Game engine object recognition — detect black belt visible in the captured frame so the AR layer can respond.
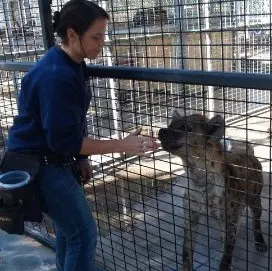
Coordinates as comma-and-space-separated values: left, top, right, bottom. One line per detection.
40, 155, 82, 185
40, 154, 76, 166
8, 152, 82, 185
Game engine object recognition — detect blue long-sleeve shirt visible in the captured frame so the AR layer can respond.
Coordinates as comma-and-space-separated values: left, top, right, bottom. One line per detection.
8, 46, 92, 159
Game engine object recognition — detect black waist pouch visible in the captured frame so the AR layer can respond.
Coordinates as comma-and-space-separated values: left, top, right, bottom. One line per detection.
0, 151, 43, 235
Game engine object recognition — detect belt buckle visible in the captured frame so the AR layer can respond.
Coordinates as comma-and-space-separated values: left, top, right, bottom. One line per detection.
43, 156, 49, 165
66, 157, 76, 167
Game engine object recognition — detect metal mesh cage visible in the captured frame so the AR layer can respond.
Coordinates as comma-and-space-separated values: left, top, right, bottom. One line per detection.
0, 0, 272, 270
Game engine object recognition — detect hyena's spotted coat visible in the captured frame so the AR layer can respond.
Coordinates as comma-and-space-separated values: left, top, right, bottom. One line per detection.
158, 111, 267, 271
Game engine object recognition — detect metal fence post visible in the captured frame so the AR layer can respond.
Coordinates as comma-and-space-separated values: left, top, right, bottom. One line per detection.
203, 0, 214, 118
38, 0, 55, 50
101, 0, 122, 143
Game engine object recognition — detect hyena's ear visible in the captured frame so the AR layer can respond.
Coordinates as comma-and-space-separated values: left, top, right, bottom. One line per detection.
171, 109, 182, 119
207, 114, 225, 143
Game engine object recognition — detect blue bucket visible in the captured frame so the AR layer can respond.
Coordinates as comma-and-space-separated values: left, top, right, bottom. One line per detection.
0, 171, 31, 190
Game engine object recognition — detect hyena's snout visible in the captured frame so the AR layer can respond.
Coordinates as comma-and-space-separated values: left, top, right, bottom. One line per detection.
158, 128, 184, 151
158, 128, 177, 144
158, 128, 172, 150
158, 128, 168, 141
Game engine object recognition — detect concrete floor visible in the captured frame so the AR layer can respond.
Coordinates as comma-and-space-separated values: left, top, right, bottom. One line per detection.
96, 170, 272, 271
0, 230, 56, 271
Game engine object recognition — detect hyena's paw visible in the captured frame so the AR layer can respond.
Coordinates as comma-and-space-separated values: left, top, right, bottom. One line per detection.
182, 250, 193, 271
255, 234, 267, 252
182, 263, 193, 271
255, 240, 268, 252
219, 258, 231, 271
219, 263, 231, 271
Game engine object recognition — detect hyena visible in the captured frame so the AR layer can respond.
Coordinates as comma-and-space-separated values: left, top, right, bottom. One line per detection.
158, 110, 267, 271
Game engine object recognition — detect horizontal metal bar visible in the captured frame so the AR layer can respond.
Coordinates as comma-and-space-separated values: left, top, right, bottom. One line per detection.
87, 65, 272, 90
1, 61, 272, 90
0, 49, 46, 61
110, 22, 272, 36
0, 61, 35, 72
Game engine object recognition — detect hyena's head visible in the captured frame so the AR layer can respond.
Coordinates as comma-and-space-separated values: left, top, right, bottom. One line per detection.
158, 110, 225, 161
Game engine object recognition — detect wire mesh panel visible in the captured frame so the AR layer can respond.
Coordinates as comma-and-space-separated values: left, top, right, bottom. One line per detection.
0, 70, 20, 149
106, 0, 272, 118
49, 0, 272, 127
0, 0, 272, 271
87, 79, 272, 271
0, 0, 47, 61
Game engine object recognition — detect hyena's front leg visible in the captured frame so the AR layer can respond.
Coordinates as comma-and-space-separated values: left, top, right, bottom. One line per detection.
183, 195, 200, 271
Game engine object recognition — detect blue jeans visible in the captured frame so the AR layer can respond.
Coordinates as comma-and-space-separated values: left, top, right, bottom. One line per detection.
38, 164, 98, 271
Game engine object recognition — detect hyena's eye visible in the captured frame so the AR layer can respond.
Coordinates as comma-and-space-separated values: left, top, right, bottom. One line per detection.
176, 124, 185, 131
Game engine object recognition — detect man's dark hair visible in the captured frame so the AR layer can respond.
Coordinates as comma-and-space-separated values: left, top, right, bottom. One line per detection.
52, 0, 109, 43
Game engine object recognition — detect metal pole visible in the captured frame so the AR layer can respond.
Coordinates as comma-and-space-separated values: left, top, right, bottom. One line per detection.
23, 0, 32, 23
2, 0, 20, 100
174, 0, 186, 69
101, 1, 122, 142
204, 0, 214, 118
3, 0, 14, 54
38, 0, 55, 50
